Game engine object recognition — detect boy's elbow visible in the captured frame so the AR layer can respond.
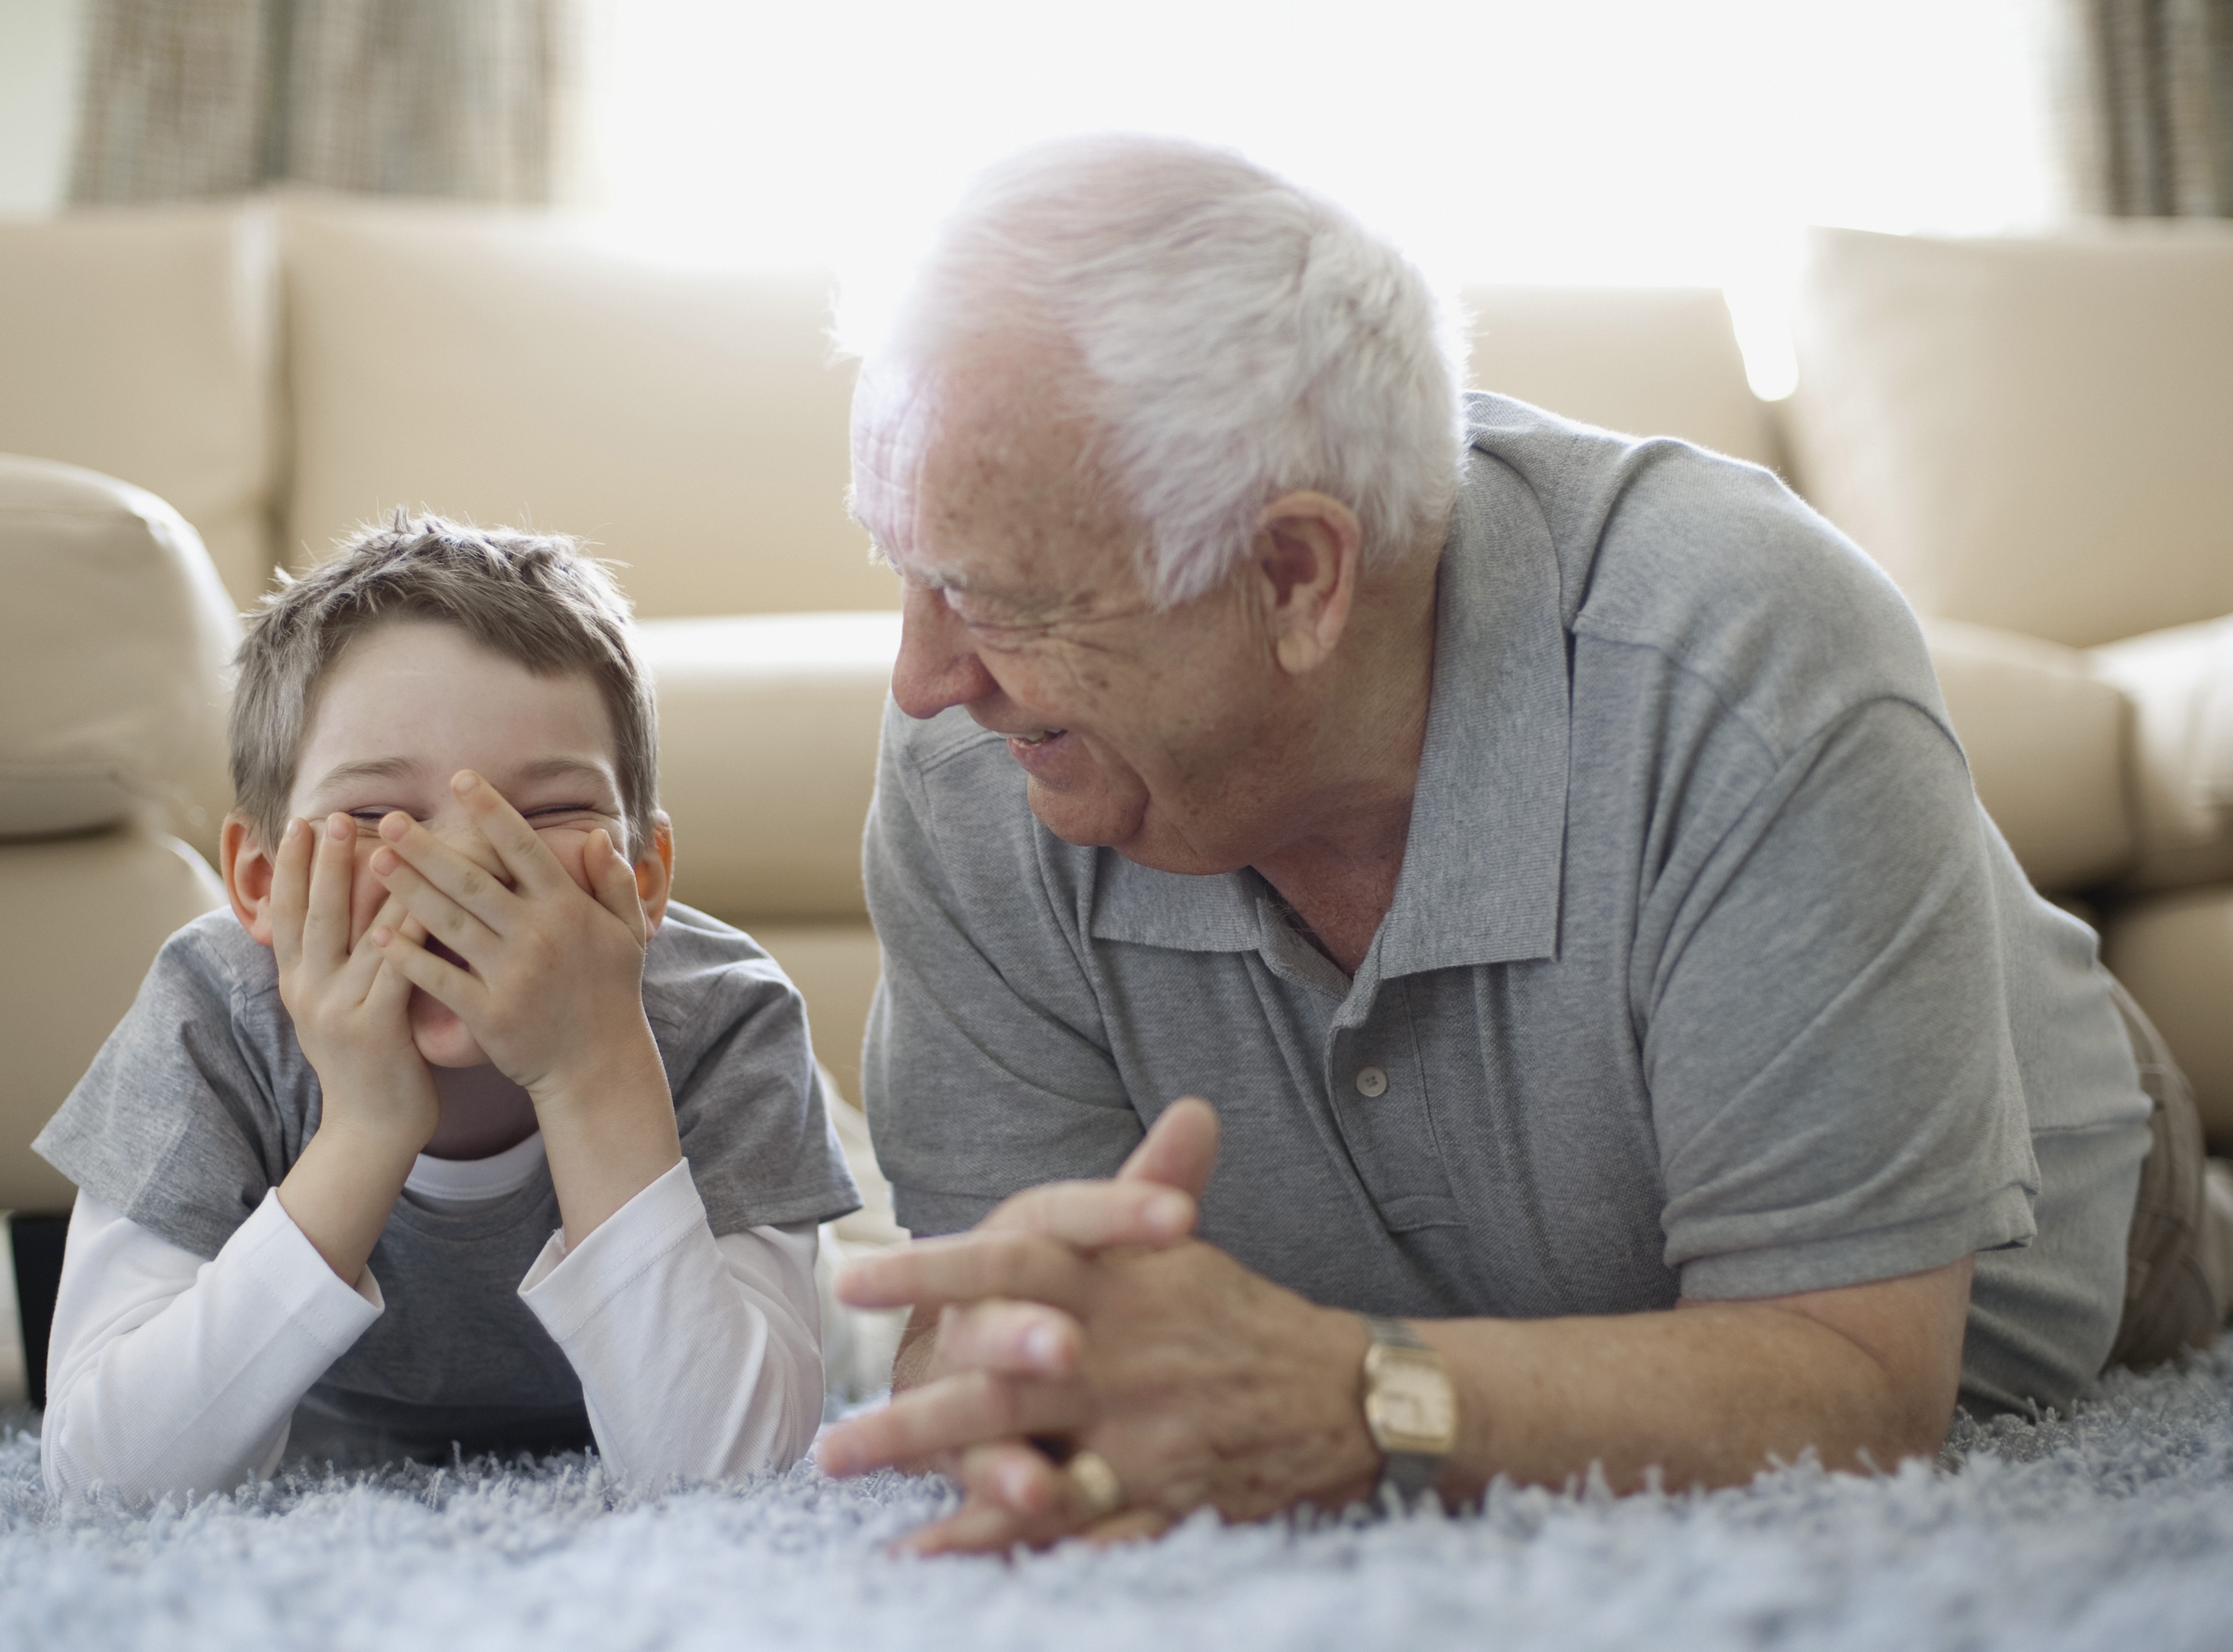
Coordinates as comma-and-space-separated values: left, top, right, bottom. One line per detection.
40, 1385, 284, 1508
776, 1340, 827, 1472
40, 1424, 159, 1509
39, 1430, 80, 1505
38, 1392, 121, 1506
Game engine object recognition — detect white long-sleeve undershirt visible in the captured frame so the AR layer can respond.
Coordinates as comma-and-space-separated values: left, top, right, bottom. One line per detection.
41, 1148, 823, 1504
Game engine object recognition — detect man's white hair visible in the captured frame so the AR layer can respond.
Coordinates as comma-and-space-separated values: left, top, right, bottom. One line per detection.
856, 135, 1470, 608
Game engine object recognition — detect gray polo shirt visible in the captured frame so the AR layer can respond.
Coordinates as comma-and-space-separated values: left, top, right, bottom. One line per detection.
861, 392, 2152, 1416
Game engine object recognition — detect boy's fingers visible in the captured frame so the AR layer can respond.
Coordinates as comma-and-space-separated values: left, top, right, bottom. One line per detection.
302, 814, 355, 970
341, 891, 414, 992
268, 818, 311, 970
374, 811, 517, 933
366, 946, 418, 1013
371, 838, 504, 965
451, 770, 570, 896
365, 912, 434, 1015
372, 921, 483, 1016
585, 829, 647, 941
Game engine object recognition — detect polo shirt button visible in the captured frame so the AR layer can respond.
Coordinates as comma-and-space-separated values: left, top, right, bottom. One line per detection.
1354, 1066, 1389, 1098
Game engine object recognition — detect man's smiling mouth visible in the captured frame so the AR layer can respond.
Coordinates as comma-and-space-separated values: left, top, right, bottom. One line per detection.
1009, 730, 1067, 747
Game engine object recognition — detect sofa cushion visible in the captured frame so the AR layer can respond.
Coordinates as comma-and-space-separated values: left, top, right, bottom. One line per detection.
1786, 226, 2233, 649
283, 202, 890, 618
2091, 615, 2233, 894
1465, 285, 1776, 469
0, 824, 227, 1211
2102, 886, 2233, 1149
0, 207, 277, 609
748, 920, 887, 1157
1920, 618, 2134, 893
638, 611, 899, 923
0, 457, 239, 856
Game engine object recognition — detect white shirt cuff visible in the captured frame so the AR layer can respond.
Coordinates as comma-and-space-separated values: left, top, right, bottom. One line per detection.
242, 1187, 386, 1337
516, 1157, 704, 1340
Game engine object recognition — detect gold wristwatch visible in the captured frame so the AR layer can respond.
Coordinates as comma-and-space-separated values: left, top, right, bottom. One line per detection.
1359, 1315, 1458, 1507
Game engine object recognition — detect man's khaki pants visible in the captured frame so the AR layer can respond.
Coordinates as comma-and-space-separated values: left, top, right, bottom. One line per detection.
2106, 981, 2233, 1370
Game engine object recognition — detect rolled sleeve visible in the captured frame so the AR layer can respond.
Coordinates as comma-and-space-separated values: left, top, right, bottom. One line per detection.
1645, 698, 2040, 1300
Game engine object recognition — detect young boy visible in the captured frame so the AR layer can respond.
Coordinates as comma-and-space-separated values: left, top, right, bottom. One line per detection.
34, 514, 859, 1501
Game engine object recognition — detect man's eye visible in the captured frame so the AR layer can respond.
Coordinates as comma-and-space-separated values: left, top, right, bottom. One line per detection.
527, 804, 600, 821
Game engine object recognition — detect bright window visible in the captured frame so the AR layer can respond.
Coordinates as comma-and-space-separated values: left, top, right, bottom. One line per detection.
584, 0, 2060, 395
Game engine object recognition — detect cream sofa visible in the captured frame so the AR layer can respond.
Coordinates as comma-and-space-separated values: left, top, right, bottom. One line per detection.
3, 199, 2231, 1260
1784, 225, 2233, 1143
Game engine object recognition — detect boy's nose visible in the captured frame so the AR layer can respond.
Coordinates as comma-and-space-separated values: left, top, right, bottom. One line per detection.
428, 815, 517, 887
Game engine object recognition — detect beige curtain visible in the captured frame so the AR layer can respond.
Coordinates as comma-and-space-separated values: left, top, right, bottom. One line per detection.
70, 0, 576, 206
2058, 0, 2233, 216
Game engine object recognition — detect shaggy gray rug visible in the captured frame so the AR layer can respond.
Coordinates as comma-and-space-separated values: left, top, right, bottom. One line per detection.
5, 1347, 2233, 1652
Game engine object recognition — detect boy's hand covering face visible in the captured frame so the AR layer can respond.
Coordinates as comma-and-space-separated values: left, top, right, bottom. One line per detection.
270, 812, 442, 1154
368, 770, 660, 1105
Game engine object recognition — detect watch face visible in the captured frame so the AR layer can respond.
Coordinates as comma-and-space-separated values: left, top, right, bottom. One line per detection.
1364, 1347, 1459, 1454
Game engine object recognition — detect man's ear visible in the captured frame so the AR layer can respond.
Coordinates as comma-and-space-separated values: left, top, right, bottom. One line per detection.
221, 812, 279, 946
1250, 491, 1362, 676
634, 812, 676, 935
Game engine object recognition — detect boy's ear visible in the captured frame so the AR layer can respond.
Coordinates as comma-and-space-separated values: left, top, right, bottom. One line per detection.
221, 812, 279, 947
635, 812, 675, 936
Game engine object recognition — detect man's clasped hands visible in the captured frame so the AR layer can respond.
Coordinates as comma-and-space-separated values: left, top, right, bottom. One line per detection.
816, 1098, 1387, 1553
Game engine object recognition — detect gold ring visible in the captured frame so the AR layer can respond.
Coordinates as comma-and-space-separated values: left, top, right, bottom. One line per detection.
1066, 1449, 1124, 1518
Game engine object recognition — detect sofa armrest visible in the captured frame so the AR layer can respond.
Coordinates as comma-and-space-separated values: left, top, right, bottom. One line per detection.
2103, 886, 2233, 1149
2091, 616, 2233, 895
1919, 618, 2135, 893
0, 824, 227, 1213
639, 611, 900, 924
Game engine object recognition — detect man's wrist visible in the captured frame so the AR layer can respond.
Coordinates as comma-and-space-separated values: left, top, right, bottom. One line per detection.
1300, 1306, 1386, 1509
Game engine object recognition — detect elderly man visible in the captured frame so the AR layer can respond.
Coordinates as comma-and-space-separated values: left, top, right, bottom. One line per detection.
814, 136, 2233, 1552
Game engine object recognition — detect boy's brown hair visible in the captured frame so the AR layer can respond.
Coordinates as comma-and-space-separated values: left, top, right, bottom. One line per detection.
229, 512, 659, 856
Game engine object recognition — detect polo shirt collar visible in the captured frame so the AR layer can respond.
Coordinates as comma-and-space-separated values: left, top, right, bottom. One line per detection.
1088, 850, 1262, 953
1373, 444, 1569, 976
1088, 441, 1570, 974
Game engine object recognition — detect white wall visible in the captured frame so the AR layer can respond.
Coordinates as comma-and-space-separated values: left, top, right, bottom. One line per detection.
0, 0, 82, 217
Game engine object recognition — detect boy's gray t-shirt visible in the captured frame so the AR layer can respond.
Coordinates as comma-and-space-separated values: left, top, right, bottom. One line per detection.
36, 901, 860, 1462
862, 392, 2154, 1418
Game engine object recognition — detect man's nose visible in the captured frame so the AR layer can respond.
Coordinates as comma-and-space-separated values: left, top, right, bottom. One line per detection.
891, 583, 998, 721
